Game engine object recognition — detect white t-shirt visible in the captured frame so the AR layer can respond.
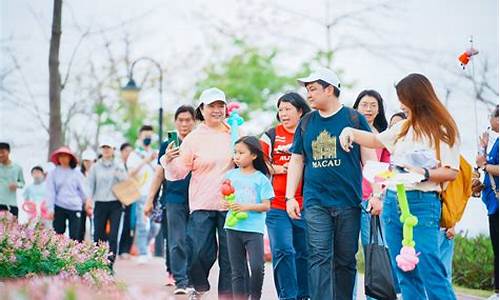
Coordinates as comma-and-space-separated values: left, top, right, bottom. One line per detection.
127, 148, 157, 196
376, 121, 460, 192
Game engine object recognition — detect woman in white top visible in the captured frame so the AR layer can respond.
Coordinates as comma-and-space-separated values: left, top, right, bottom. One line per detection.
339, 73, 459, 300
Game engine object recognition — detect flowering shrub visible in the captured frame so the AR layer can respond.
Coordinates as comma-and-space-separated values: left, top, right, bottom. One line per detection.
0, 273, 124, 300
0, 212, 112, 285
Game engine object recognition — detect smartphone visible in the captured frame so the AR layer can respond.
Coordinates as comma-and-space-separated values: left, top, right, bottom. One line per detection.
167, 131, 179, 147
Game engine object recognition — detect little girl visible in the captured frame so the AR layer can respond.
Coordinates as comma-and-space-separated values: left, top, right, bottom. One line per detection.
223, 136, 274, 300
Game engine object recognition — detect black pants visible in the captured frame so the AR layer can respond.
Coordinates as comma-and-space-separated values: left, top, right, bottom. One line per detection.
164, 202, 191, 287
119, 204, 134, 255
76, 205, 87, 242
226, 229, 265, 300
187, 210, 232, 297
0, 205, 18, 217
489, 211, 499, 292
53, 205, 82, 241
94, 201, 123, 265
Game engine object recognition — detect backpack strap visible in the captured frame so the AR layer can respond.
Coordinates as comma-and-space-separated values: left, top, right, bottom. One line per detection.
434, 141, 446, 195
300, 111, 314, 135
264, 127, 277, 159
347, 107, 361, 130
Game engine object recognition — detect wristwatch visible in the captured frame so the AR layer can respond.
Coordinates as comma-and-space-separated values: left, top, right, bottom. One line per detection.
421, 168, 430, 182
285, 197, 295, 202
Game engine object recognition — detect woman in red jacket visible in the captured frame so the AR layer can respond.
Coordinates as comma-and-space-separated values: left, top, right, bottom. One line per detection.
260, 92, 311, 300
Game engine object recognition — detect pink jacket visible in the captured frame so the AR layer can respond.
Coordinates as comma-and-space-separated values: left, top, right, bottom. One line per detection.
162, 123, 234, 212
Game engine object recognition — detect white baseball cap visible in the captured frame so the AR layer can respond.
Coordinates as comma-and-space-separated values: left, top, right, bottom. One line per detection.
81, 149, 97, 161
198, 87, 227, 106
99, 138, 115, 149
297, 68, 341, 91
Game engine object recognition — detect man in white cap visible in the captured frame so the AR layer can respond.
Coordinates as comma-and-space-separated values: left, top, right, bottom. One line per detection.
285, 68, 380, 300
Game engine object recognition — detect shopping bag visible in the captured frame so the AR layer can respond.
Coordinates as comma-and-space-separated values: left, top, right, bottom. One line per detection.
364, 215, 397, 300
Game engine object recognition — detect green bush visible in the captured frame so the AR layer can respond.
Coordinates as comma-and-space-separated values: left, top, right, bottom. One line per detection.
0, 212, 112, 286
453, 232, 494, 290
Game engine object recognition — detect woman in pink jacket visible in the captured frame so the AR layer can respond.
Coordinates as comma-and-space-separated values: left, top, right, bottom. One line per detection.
162, 87, 234, 300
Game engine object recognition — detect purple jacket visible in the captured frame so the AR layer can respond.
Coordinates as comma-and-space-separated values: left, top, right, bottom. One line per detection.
46, 166, 88, 211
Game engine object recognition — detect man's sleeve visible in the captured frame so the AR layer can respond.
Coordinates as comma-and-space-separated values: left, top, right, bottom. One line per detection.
289, 121, 304, 155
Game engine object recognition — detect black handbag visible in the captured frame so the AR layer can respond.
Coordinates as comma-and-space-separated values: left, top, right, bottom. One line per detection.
364, 215, 398, 300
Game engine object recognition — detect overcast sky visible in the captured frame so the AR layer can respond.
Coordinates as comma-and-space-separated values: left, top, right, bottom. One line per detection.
1, 0, 498, 233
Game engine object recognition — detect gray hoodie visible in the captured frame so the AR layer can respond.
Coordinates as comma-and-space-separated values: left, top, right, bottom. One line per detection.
88, 158, 127, 202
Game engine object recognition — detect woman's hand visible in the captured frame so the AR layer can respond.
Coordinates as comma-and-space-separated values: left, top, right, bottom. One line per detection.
339, 127, 355, 152
163, 141, 180, 164
144, 199, 154, 217
273, 163, 288, 174
445, 227, 456, 240
368, 194, 383, 216
479, 131, 489, 151
476, 154, 487, 168
228, 202, 247, 213
85, 200, 93, 217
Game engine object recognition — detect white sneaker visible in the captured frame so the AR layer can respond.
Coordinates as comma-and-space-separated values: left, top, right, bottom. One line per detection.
136, 255, 148, 264
174, 286, 188, 295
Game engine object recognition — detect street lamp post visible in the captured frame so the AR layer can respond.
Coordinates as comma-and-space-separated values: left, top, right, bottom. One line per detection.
121, 58, 165, 257
121, 57, 164, 144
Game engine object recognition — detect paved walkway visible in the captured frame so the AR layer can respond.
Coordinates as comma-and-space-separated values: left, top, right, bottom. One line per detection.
114, 257, 485, 299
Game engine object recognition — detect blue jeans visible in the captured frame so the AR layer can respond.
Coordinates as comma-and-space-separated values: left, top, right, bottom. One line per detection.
438, 229, 454, 283
165, 202, 190, 287
304, 205, 360, 300
135, 196, 160, 255
383, 190, 456, 300
359, 200, 401, 299
187, 210, 232, 297
266, 208, 309, 300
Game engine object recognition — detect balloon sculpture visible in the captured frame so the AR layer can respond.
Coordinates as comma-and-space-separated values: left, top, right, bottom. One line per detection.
227, 102, 244, 145
22, 199, 51, 220
395, 183, 420, 271
458, 47, 479, 69
363, 161, 422, 272
221, 179, 248, 227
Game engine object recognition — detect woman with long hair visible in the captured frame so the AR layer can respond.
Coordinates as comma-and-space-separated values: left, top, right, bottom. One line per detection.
352, 90, 399, 298
339, 73, 460, 300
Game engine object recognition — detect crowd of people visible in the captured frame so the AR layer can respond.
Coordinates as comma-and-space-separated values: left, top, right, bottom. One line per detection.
0, 67, 498, 300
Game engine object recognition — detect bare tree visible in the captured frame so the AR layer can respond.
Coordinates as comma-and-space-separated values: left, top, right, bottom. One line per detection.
48, 0, 63, 159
